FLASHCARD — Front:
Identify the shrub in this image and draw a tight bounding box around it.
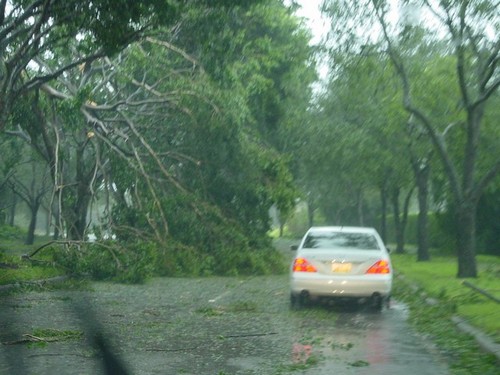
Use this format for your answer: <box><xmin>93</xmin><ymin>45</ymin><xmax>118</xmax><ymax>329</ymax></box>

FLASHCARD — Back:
<box><xmin>383</xmin><ymin>212</ymin><xmax>456</xmax><ymax>253</ymax></box>
<box><xmin>155</xmin><ymin>241</ymin><xmax>209</xmax><ymax>277</ymax></box>
<box><xmin>154</xmin><ymin>238</ymin><xmax>286</xmax><ymax>277</ymax></box>
<box><xmin>476</xmin><ymin>189</ymin><xmax>500</xmax><ymax>256</ymax></box>
<box><xmin>51</xmin><ymin>241</ymin><xmax>157</xmax><ymax>283</ymax></box>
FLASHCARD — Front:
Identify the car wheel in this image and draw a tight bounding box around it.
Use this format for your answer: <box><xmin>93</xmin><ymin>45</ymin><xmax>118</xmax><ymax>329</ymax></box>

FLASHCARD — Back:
<box><xmin>370</xmin><ymin>295</ymin><xmax>384</xmax><ymax>312</ymax></box>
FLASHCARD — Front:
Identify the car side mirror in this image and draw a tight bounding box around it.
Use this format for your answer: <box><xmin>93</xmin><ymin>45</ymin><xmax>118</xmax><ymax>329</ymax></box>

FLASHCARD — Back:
<box><xmin>386</xmin><ymin>247</ymin><xmax>391</xmax><ymax>253</ymax></box>
<box><xmin>290</xmin><ymin>245</ymin><xmax>298</xmax><ymax>251</ymax></box>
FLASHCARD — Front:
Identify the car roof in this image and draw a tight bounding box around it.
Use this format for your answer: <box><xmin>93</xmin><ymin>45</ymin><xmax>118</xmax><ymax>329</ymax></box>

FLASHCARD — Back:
<box><xmin>306</xmin><ymin>226</ymin><xmax>377</xmax><ymax>234</ymax></box>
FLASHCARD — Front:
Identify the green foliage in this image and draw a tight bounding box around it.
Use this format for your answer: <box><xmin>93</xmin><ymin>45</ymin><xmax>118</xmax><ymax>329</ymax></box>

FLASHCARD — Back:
<box><xmin>31</xmin><ymin>328</ymin><xmax>83</xmax><ymax>341</ymax></box>
<box><xmin>476</xmin><ymin>189</ymin><xmax>500</xmax><ymax>255</ymax></box>
<box><xmin>0</xmin><ymin>226</ymin><xmax>66</xmax><ymax>286</ymax></box>
<box><xmin>47</xmin><ymin>0</ymin><xmax>182</xmax><ymax>54</ymax></box>
<box><xmin>156</xmin><ymin>238</ymin><xmax>284</xmax><ymax>278</ymax></box>
<box><xmin>0</xmin><ymin>225</ymin><xmax>25</xmax><ymax>242</ymax></box>
<box><xmin>435</xmin><ymin>190</ymin><xmax>500</xmax><ymax>256</ymax></box>
<box><xmin>22</xmin><ymin>328</ymin><xmax>83</xmax><ymax>348</ymax></box>
<box><xmin>0</xmin><ymin>255</ymin><xmax>63</xmax><ymax>288</ymax></box>
<box><xmin>48</xmin><ymin>218</ymin><xmax>286</xmax><ymax>281</ymax></box>
<box><xmin>196</xmin><ymin>306</ymin><xmax>224</xmax><ymax>317</ymax></box>
<box><xmin>282</xmin><ymin>202</ymin><xmax>329</xmax><ymax>238</ymax></box>
<box><xmin>459</xmin><ymin>303</ymin><xmax>500</xmax><ymax>342</ymax></box>
<box><xmin>51</xmin><ymin>241</ymin><xmax>157</xmax><ymax>283</ymax></box>
<box><xmin>0</xmin><ymin>262</ymin><xmax>63</xmax><ymax>286</ymax></box>
<box><xmin>294</xmin><ymin>47</ymin><xmax>412</xmax><ymax>226</ymax></box>
<box><xmin>110</xmin><ymin>171</ymin><xmax>281</xmax><ymax>278</ymax></box>
<box><xmin>383</xmin><ymin>212</ymin><xmax>455</xmax><ymax>252</ymax></box>
<box><xmin>3</xmin><ymin>0</ymin><xmax>312</xmax><ymax>280</ymax></box>
<box><xmin>175</xmin><ymin>0</ymin><xmax>315</xmax><ymax>216</ymax></box>
<box><xmin>154</xmin><ymin>241</ymin><xmax>206</xmax><ymax>277</ymax></box>
<box><xmin>103</xmin><ymin>0</ymin><xmax>311</xmax><ymax>277</ymax></box>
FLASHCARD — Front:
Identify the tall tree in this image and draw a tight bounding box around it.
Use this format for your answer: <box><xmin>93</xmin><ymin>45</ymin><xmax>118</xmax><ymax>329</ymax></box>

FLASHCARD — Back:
<box><xmin>322</xmin><ymin>0</ymin><xmax>500</xmax><ymax>277</ymax></box>
<box><xmin>372</xmin><ymin>0</ymin><xmax>500</xmax><ymax>277</ymax></box>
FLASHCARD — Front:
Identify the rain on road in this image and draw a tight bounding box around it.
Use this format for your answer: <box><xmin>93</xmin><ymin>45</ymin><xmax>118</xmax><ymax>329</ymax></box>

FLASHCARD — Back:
<box><xmin>0</xmin><ymin>275</ymin><xmax>451</xmax><ymax>375</ymax></box>
<box><xmin>295</xmin><ymin>299</ymin><xmax>450</xmax><ymax>375</ymax></box>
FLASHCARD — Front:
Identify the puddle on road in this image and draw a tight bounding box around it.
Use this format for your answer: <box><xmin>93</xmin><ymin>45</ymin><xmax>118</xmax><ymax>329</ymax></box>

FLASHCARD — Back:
<box><xmin>226</xmin><ymin>356</ymin><xmax>267</xmax><ymax>371</ymax></box>
<box><xmin>295</xmin><ymin>301</ymin><xmax>450</xmax><ymax>375</ymax></box>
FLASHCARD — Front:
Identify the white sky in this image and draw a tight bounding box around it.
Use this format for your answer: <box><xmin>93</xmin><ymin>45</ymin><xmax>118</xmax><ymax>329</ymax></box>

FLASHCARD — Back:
<box><xmin>290</xmin><ymin>0</ymin><xmax>330</xmax><ymax>84</ymax></box>
<box><xmin>292</xmin><ymin>0</ymin><xmax>330</xmax><ymax>45</ymax></box>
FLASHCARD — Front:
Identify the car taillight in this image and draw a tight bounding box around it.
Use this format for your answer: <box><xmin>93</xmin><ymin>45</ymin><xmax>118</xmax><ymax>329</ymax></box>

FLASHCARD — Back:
<box><xmin>292</xmin><ymin>257</ymin><xmax>317</xmax><ymax>272</ymax></box>
<box><xmin>366</xmin><ymin>260</ymin><xmax>391</xmax><ymax>274</ymax></box>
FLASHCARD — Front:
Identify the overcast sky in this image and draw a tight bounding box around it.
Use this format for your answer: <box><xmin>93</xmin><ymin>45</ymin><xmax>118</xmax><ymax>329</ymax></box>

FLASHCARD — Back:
<box><xmin>292</xmin><ymin>0</ymin><xmax>329</xmax><ymax>45</ymax></box>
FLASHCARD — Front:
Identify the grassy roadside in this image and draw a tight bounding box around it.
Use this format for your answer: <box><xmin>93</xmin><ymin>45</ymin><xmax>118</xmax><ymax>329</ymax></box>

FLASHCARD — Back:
<box><xmin>391</xmin><ymin>253</ymin><xmax>500</xmax><ymax>341</ymax></box>
<box><xmin>0</xmin><ymin>236</ymin><xmax>64</xmax><ymax>286</ymax></box>
<box><xmin>392</xmin><ymin>252</ymin><xmax>500</xmax><ymax>374</ymax></box>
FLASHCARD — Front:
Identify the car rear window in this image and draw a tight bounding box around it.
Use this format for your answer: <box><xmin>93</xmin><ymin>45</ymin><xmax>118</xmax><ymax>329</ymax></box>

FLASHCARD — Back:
<box><xmin>303</xmin><ymin>232</ymin><xmax>380</xmax><ymax>250</ymax></box>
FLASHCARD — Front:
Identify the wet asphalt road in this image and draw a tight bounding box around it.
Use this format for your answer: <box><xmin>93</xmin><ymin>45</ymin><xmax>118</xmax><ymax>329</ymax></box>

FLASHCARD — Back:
<box><xmin>298</xmin><ymin>299</ymin><xmax>450</xmax><ymax>375</ymax></box>
<box><xmin>0</xmin><ymin>275</ymin><xmax>450</xmax><ymax>375</ymax></box>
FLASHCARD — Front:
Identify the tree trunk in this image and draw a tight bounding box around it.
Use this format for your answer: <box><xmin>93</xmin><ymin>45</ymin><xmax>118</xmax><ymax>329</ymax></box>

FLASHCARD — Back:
<box><xmin>391</xmin><ymin>188</ymin><xmax>404</xmax><ymax>253</ymax></box>
<box><xmin>25</xmin><ymin>203</ymin><xmax>40</xmax><ymax>245</ymax></box>
<box><xmin>307</xmin><ymin>199</ymin><xmax>314</xmax><ymax>228</ymax></box>
<box><xmin>66</xmin><ymin>190</ymin><xmax>91</xmax><ymax>240</ymax></box>
<box><xmin>401</xmin><ymin>187</ymin><xmax>413</xmax><ymax>251</ymax></box>
<box><xmin>415</xmin><ymin>163</ymin><xmax>431</xmax><ymax>261</ymax></box>
<box><xmin>45</xmin><ymin>209</ymin><xmax>50</xmax><ymax>236</ymax></box>
<box><xmin>64</xmin><ymin>144</ymin><xmax>94</xmax><ymax>241</ymax></box>
<box><xmin>379</xmin><ymin>187</ymin><xmax>388</xmax><ymax>243</ymax></box>
<box><xmin>456</xmin><ymin>201</ymin><xmax>478</xmax><ymax>278</ymax></box>
<box><xmin>8</xmin><ymin>193</ymin><xmax>16</xmax><ymax>226</ymax></box>
<box><xmin>53</xmin><ymin>209</ymin><xmax>60</xmax><ymax>241</ymax></box>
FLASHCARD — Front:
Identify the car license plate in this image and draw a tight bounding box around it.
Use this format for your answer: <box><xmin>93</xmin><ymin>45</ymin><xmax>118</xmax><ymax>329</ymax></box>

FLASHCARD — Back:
<box><xmin>331</xmin><ymin>262</ymin><xmax>352</xmax><ymax>273</ymax></box>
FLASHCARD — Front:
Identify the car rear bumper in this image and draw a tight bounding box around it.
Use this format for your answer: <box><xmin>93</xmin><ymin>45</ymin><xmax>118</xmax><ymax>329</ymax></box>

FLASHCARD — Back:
<box><xmin>290</xmin><ymin>274</ymin><xmax>392</xmax><ymax>298</ymax></box>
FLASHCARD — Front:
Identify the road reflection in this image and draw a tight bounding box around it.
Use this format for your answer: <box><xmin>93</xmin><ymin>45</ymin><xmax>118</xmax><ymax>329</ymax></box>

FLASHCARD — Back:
<box><xmin>292</xmin><ymin>300</ymin><xmax>450</xmax><ymax>375</ymax></box>
<box><xmin>292</xmin><ymin>342</ymin><xmax>313</xmax><ymax>364</ymax></box>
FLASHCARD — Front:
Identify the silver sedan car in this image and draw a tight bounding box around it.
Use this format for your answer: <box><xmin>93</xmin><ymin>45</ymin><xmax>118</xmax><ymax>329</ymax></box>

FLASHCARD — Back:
<box><xmin>290</xmin><ymin>226</ymin><xmax>392</xmax><ymax>310</ymax></box>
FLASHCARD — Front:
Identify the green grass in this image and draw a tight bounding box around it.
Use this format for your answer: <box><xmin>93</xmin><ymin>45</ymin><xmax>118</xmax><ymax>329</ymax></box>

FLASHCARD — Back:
<box><xmin>391</xmin><ymin>253</ymin><xmax>500</xmax><ymax>342</ymax></box>
<box><xmin>0</xmin><ymin>248</ymin><xmax>65</xmax><ymax>286</ymax></box>
<box><xmin>23</xmin><ymin>328</ymin><xmax>84</xmax><ymax>348</ymax></box>
<box><xmin>0</xmin><ymin>227</ymin><xmax>66</xmax><ymax>286</ymax></box>
<box><xmin>0</xmin><ymin>233</ymin><xmax>54</xmax><ymax>256</ymax></box>
<box><xmin>392</xmin><ymin>255</ymin><xmax>500</xmax><ymax>375</ymax></box>
<box><xmin>31</xmin><ymin>328</ymin><xmax>83</xmax><ymax>340</ymax></box>
<box><xmin>0</xmin><ymin>262</ymin><xmax>62</xmax><ymax>285</ymax></box>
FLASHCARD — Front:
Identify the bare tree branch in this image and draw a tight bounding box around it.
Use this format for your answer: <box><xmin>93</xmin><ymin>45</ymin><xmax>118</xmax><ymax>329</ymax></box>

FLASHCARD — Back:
<box><xmin>370</xmin><ymin>0</ymin><xmax>463</xmax><ymax>200</ymax></box>
<box><xmin>146</xmin><ymin>36</ymin><xmax>202</xmax><ymax>72</ymax></box>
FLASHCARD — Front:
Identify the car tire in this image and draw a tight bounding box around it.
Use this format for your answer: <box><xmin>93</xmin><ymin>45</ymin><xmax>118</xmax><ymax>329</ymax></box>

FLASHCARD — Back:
<box><xmin>370</xmin><ymin>295</ymin><xmax>384</xmax><ymax>312</ymax></box>
<box><xmin>290</xmin><ymin>293</ymin><xmax>307</xmax><ymax>310</ymax></box>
